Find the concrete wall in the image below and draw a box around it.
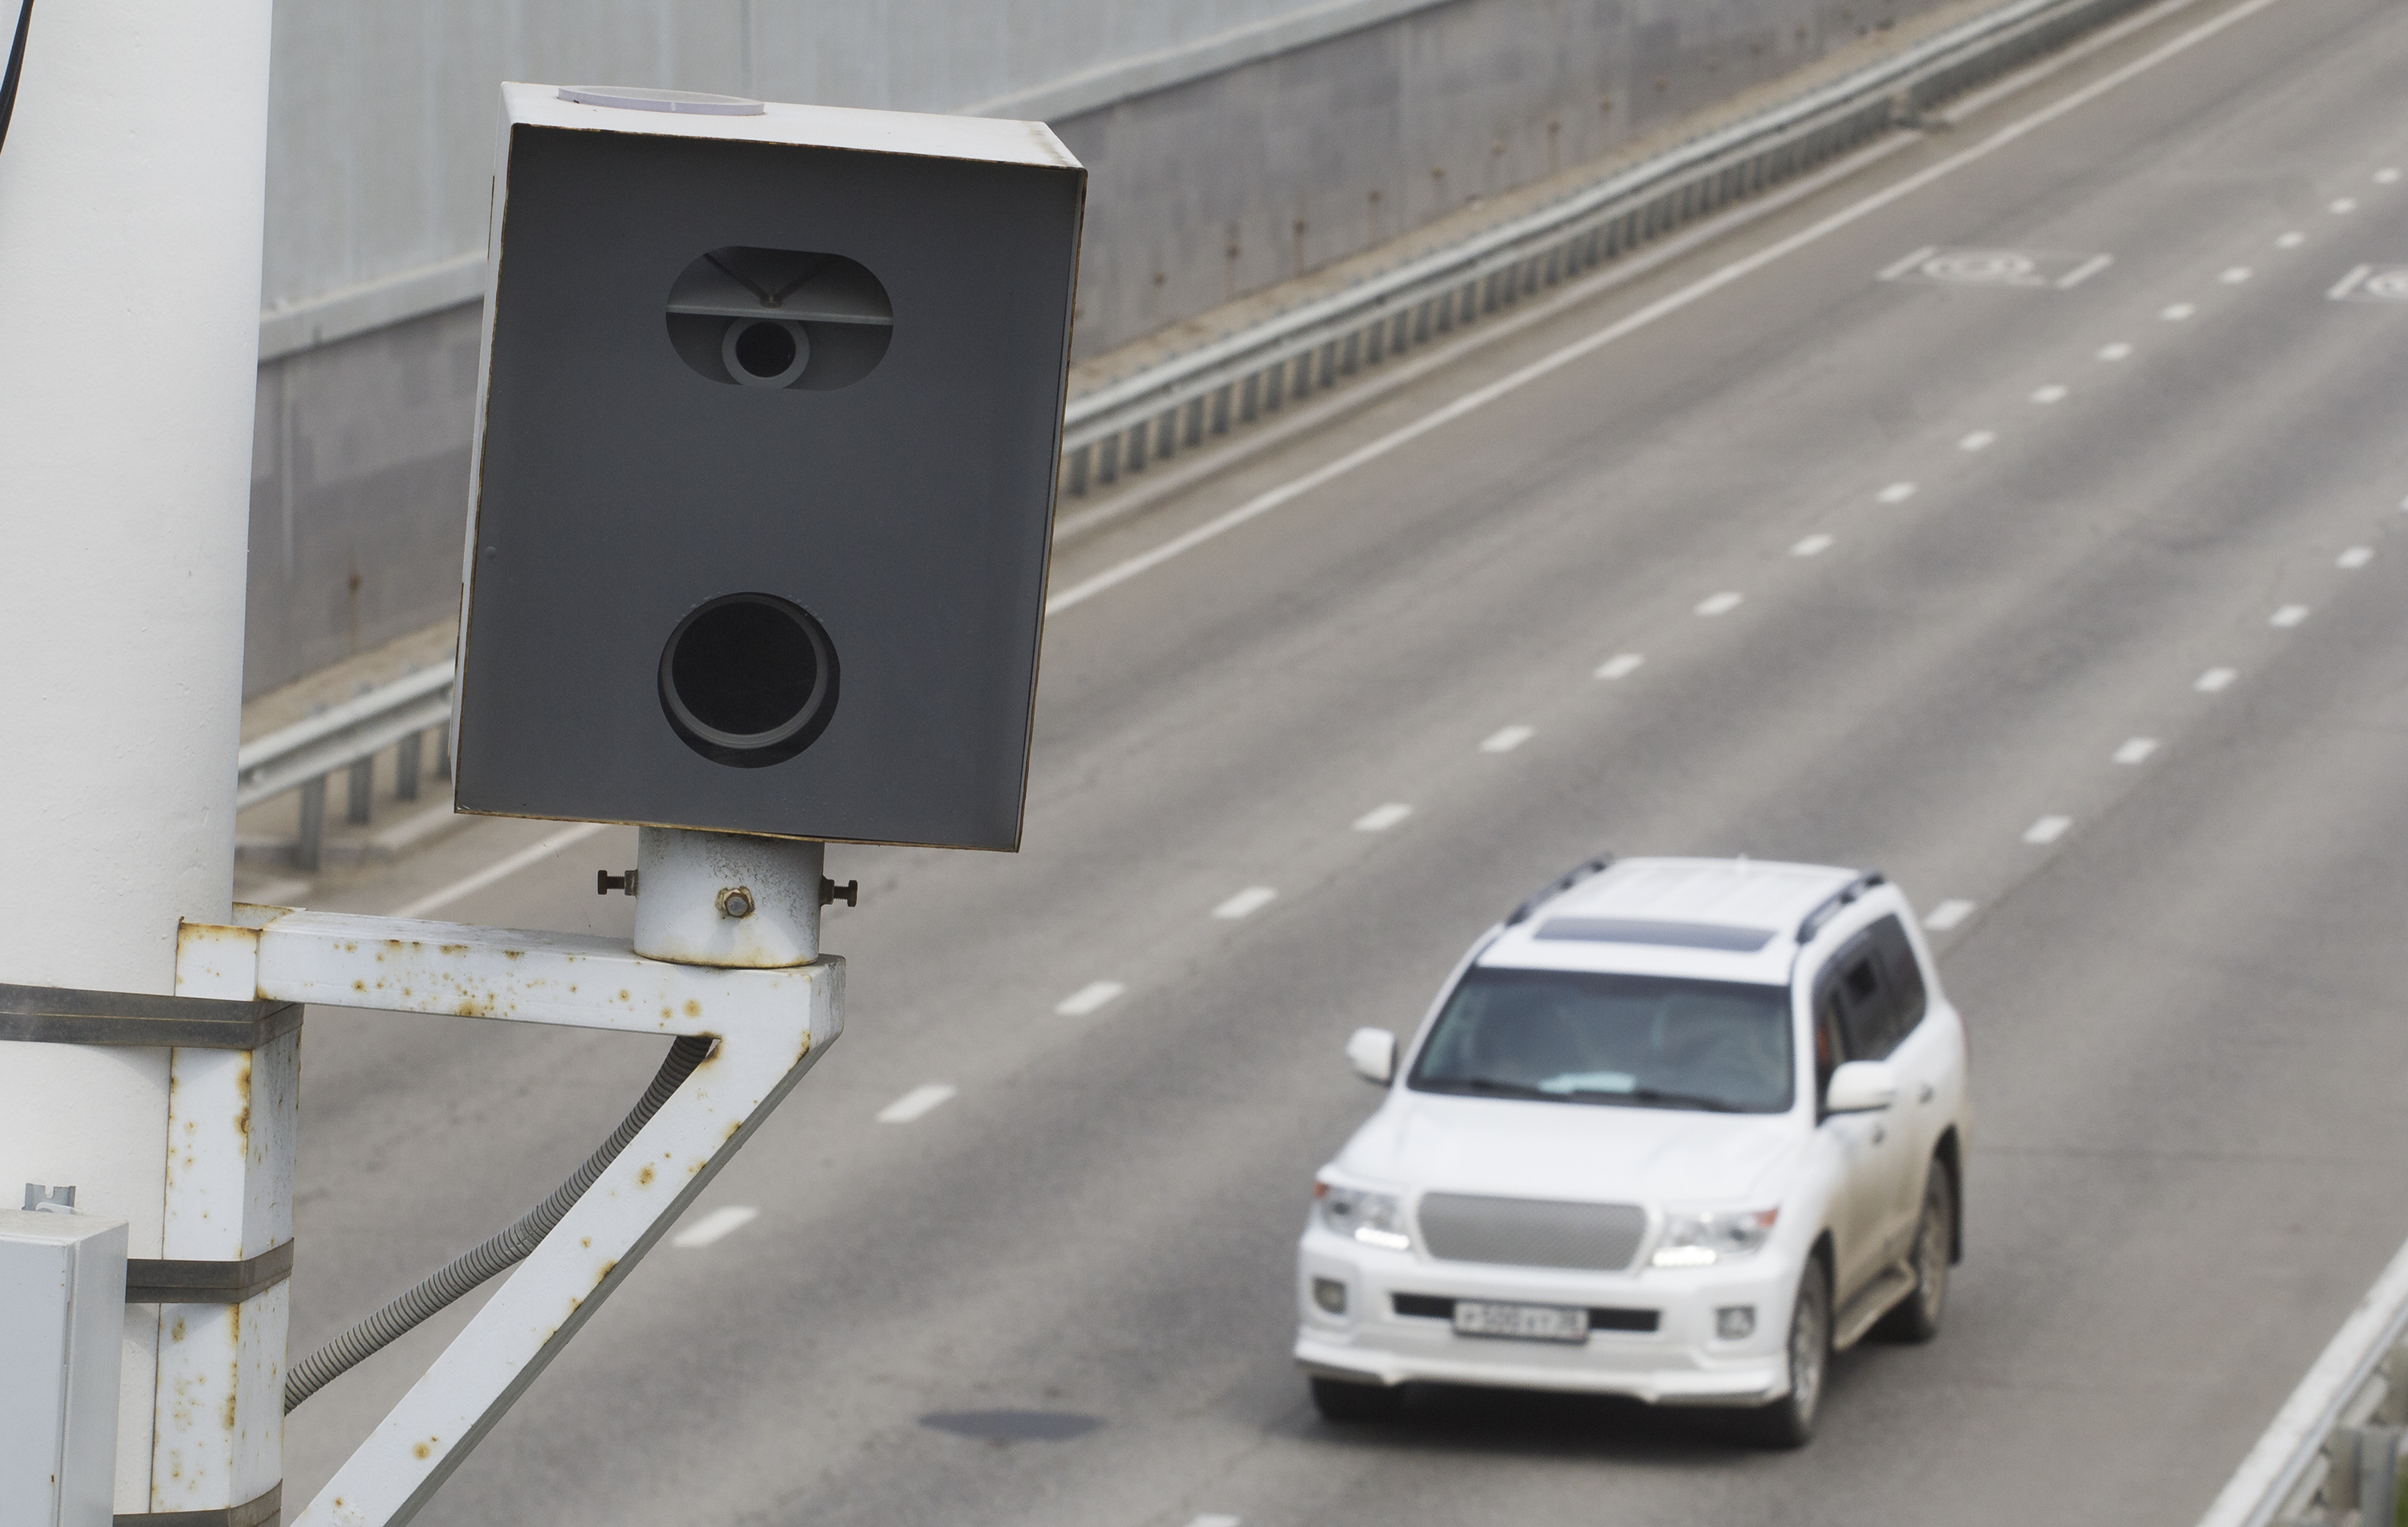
[243,0,1941,697]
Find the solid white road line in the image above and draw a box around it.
[1354,802,1413,831]
[2270,604,2308,628]
[1481,725,1536,753]
[2057,253,2114,288]
[1792,534,1835,556]
[877,1083,959,1124]
[1695,592,1744,617]
[1594,653,1645,680]
[2220,266,2252,283]
[1056,981,1127,1016]
[2113,737,2160,765]
[1041,0,2300,617]
[2328,265,2373,300]
[2277,230,2305,248]
[2031,384,2069,404]
[1213,886,1279,920]
[2024,815,2072,845]
[2097,341,2133,360]
[1878,244,1940,279]
[2162,302,2196,320]
[2337,546,2373,569]
[670,1205,759,1248]
[389,821,611,920]
[2196,666,2238,692]
[1878,481,1918,503]
[1923,899,1977,931]
[1960,430,1997,450]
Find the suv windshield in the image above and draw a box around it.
[1409,965,1794,1114]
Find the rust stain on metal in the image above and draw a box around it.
[504,949,523,960]
[439,943,468,955]
[596,1260,618,1286]
[637,1165,655,1187]
[413,1437,437,1460]
[684,999,702,1018]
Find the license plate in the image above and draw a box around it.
[1451,1299,1589,1343]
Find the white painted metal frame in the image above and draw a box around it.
[176,904,843,1527]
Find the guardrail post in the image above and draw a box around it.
[295,776,327,873]
[396,730,422,802]
[2361,1426,2401,1526]
[345,754,374,825]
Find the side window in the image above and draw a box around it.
[1814,989,1846,1101]
[1828,931,1897,1060]
[1866,915,1927,1041]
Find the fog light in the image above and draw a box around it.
[1312,1277,1348,1315]
[1715,1305,1755,1340]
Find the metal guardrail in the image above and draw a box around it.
[2199,1239,2408,1527]
[1056,0,2166,497]
[235,662,454,870]
[233,0,2170,865]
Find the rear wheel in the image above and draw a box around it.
[1739,1257,1830,1449]
[1310,1375,1406,1423]
[1876,1161,1954,1344]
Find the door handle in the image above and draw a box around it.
[1872,1125,1887,1145]
[1918,1081,1935,1104]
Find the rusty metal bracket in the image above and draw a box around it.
[114,1483,282,1527]
[174,902,842,1527]
[125,1240,295,1304]
[0,981,300,1049]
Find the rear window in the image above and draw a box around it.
[1409,966,1795,1114]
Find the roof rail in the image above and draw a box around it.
[1504,852,1617,926]
[1796,872,1886,945]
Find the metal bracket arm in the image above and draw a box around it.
[175,905,844,1527]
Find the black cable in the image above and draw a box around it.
[284,1033,714,1412]
[0,1,35,165]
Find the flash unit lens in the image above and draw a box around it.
[658,592,839,768]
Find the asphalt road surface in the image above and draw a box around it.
[278,0,2408,1519]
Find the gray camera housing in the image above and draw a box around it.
[451,84,1084,850]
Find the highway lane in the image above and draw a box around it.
[274,0,2408,1520]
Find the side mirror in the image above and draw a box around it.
[1345,1028,1398,1085]
[1824,1060,1898,1114]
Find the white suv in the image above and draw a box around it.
[1293,855,1968,1446]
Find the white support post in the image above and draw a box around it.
[0,2,278,1520]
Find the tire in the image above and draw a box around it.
[1739,1256,1831,1449]
[1875,1160,1954,1344]
[1310,1375,1406,1423]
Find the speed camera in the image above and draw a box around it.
[450,83,1084,850]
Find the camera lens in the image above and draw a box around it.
[720,318,811,389]
[658,593,838,767]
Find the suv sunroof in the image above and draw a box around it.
[1533,917,1776,953]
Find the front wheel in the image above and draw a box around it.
[1739,1257,1830,1448]
[1310,1375,1406,1423]
[1875,1161,1954,1344]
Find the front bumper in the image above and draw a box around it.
[1294,1225,1795,1407]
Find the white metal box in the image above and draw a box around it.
[1,1207,127,1527]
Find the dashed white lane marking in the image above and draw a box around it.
[1959,429,1997,451]
[2097,341,2133,360]
[1924,899,1977,931]
[2338,546,2373,569]
[1878,481,1918,503]
[2380,169,2402,185]
[2331,197,2358,214]
[389,821,610,919]
[2031,384,2069,404]
[2277,231,2305,248]
[1213,886,1279,920]
[2220,266,2253,283]
[1354,802,1413,831]
[2196,666,2238,692]
[1188,1517,1243,1527]
[2161,302,2196,320]
[2024,815,2073,845]
[1594,653,1645,680]
[2113,737,2160,765]
[1792,533,1835,557]
[2270,604,2309,628]
[1481,725,1536,753]
[1056,981,1127,1016]
[1695,591,1744,617]
[671,1205,759,1248]
[2329,265,2373,300]
[877,1084,958,1123]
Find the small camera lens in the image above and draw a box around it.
[658,593,838,767]
[719,318,811,389]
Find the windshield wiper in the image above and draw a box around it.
[1424,1075,1551,1099]
[1617,1085,1744,1113]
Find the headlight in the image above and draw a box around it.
[1650,1207,1779,1268]
[1315,1180,1413,1251]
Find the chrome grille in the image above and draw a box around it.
[1417,1194,1647,1272]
